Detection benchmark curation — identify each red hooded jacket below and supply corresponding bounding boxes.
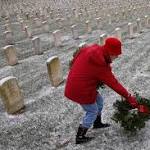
[64,44,129,104]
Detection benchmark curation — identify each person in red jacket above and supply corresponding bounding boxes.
[64,37,139,144]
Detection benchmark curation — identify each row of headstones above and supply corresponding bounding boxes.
[2,20,50,45]
[1,0,148,19]
[2,10,150,47]
[16,3,149,29]
[2,18,97,45]
[0,17,149,115]
[6,13,150,45]
[2,15,150,67]
[1,0,149,36]
[1,0,150,35]
[0,16,111,48]
[0,55,63,114]
[1,0,150,30]
[19,2,150,22]
[0,0,129,15]
[2,29,63,66]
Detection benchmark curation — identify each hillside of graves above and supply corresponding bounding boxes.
[0,0,150,149]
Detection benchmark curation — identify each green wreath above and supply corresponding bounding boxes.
[112,93,150,133]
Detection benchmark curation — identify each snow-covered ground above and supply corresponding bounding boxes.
[0,28,150,150]
[0,1,150,150]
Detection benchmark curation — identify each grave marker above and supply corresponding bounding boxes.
[24,26,32,38]
[107,14,112,24]
[32,37,42,55]
[42,21,49,32]
[115,27,122,40]
[85,20,92,33]
[144,15,149,27]
[46,56,64,87]
[4,24,11,32]
[71,24,79,39]
[3,45,18,65]
[136,18,142,33]
[128,22,134,38]
[4,31,14,45]
[0,76,24,114]
[99,33,107,45]
[52,30,62,47]
[96,17,101,29]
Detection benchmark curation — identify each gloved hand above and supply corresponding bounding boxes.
[126,95,138,108]
[138,105,150,113]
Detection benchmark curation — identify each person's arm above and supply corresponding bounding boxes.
[98,66,130,98]
[98,66,140,108]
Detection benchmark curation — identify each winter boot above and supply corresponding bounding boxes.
[93,115,110,129]
[76,125,94,144]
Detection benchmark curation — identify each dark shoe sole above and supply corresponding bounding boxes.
[93,124,110,129]
[76,137,94,144]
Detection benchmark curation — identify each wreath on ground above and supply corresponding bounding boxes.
[112,93,150,133]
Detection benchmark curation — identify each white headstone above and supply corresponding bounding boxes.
[32,37,42,55]
[25,13,30,20]
[115,27,122,40]
[115,12,119,22]
[71,25,79,39]
[52,30,62,47]
[122,9,126,20]
[144,15,149,28]
[50,11,54,19]
[128,22,134,39]
[96,17,101,29]
[46,56,64,87]
[4,24,11,32]
[99,33,107,45]
[34,18,42,27]
[3,45,18,65]
[24,26,32,38]
[107,14,112,24]
[78,42,87,48]
[20,20,26,31]
[86,20,92,33]
[42,21,49,32]
[0,76,24,114]
[136,18,142,33]
[4,31,14,45]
